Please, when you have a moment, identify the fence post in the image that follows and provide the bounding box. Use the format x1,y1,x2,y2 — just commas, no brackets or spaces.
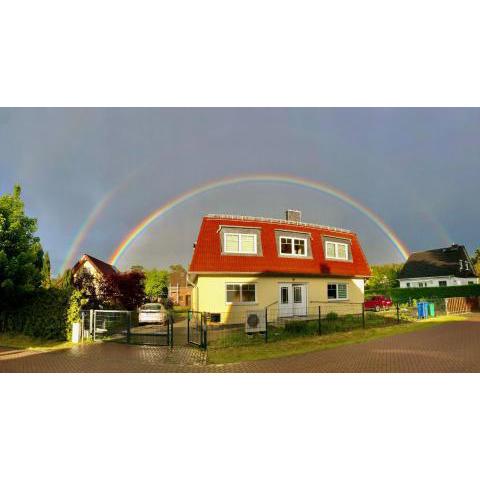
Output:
362,303,366,329
127,311,131,344
80,311,85,342
170,314,174,348
90,309,97,341
203,313,207,350
265,307,268,343
396,303,400,324
318,305,322,336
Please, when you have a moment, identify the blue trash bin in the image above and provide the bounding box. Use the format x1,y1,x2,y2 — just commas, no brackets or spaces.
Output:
417,302,428,320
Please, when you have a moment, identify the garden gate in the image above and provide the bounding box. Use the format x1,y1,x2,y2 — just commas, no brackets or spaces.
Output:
187,311,207,349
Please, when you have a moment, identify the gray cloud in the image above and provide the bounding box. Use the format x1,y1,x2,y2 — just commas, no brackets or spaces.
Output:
1,108,478,274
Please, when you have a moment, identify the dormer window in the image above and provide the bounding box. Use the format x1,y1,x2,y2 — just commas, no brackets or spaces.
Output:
224,232,257,254
325,240,349,260
279,236,307,257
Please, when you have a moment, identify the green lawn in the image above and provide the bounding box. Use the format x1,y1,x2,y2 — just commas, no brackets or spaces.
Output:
0,333,73,351
207,314,468,365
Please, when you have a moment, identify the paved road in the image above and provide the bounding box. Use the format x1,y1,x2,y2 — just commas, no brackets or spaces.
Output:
2,316,480,372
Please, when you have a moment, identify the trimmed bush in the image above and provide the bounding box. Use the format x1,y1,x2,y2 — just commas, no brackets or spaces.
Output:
0,287,71,340
391,284,480,302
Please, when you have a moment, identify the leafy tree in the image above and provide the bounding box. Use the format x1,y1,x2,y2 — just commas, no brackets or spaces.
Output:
169,264,186,272
0,185,43,306
130,265,145,272
66,289,86,341
169,264,187,282
41,251,51,287
144,268,169,300
365,263,403,292
471,248,480,274
73,270,101,309
55,268,73,289
99,271,146,310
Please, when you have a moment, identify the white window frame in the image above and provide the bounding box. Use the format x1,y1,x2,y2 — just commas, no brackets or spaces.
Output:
225,283,257,305
325,240,349,260
327,283,349,301
279,236,307,257
223,232,258,255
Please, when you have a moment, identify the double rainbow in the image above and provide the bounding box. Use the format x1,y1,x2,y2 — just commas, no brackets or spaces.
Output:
108,173,410,266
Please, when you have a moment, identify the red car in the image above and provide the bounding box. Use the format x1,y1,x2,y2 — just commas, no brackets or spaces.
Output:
364,295,393,312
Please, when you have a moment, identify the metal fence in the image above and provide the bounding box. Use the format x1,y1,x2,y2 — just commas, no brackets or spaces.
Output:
82,309,173,347
196,302,403,349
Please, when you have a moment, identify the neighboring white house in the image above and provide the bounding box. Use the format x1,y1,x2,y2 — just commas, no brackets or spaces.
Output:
398,244,478,288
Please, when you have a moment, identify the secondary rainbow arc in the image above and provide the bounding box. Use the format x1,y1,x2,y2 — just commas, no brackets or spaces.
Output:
60,173,135,273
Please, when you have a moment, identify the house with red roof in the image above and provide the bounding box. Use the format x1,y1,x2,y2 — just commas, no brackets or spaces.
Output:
188,210,371,323
72,253,119,289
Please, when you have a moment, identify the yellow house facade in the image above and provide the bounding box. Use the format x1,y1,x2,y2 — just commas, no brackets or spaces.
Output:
189,212,371,325
192,274,366,323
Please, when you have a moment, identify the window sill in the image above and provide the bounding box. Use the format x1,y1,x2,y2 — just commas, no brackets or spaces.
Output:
325,256,352,262
327,298,349,302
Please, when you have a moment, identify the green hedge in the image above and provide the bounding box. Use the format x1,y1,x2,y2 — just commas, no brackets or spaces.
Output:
391,284,480,302
364,289,390,298
0,287,72,339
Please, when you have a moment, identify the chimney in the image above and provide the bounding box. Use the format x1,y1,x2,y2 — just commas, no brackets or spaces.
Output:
286,209,302,222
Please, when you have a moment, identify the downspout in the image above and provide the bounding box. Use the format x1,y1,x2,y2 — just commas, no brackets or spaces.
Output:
187,273,198,311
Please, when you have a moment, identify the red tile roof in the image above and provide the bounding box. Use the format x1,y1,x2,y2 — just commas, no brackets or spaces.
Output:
189,215,371,277
72,254,118,277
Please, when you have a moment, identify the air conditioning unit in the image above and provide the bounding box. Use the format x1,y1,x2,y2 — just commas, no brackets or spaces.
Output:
245,311,266,333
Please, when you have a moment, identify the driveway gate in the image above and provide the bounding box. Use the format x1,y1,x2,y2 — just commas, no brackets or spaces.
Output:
128,314,173,346
84,310,173,347
187,311,207,349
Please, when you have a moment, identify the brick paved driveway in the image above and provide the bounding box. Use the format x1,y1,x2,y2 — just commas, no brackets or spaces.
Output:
2,316,480,372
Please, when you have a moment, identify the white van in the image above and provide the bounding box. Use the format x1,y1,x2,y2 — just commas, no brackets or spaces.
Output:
139,303,166,324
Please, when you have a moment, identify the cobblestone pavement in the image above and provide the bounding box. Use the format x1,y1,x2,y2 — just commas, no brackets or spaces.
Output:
2,317,480,372
0,343,207,372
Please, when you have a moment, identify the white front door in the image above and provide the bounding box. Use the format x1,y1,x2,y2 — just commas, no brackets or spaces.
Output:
278,283,307,317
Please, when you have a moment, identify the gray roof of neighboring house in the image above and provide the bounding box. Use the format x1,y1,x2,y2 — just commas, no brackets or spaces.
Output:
398,244,477,279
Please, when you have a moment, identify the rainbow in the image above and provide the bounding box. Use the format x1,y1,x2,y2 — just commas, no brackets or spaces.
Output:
109,174,410,266
60,174,135,273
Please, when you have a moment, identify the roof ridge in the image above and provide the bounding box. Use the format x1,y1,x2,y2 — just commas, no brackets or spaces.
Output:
409,244,466,255
205,214,352,234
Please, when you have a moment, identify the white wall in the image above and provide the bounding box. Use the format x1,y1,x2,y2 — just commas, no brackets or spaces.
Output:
399,276,479,288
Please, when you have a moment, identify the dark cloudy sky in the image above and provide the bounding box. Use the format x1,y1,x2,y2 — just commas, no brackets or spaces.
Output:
1,108,478,274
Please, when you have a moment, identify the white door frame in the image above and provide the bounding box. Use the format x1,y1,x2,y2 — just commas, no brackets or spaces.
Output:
278,283,308,317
